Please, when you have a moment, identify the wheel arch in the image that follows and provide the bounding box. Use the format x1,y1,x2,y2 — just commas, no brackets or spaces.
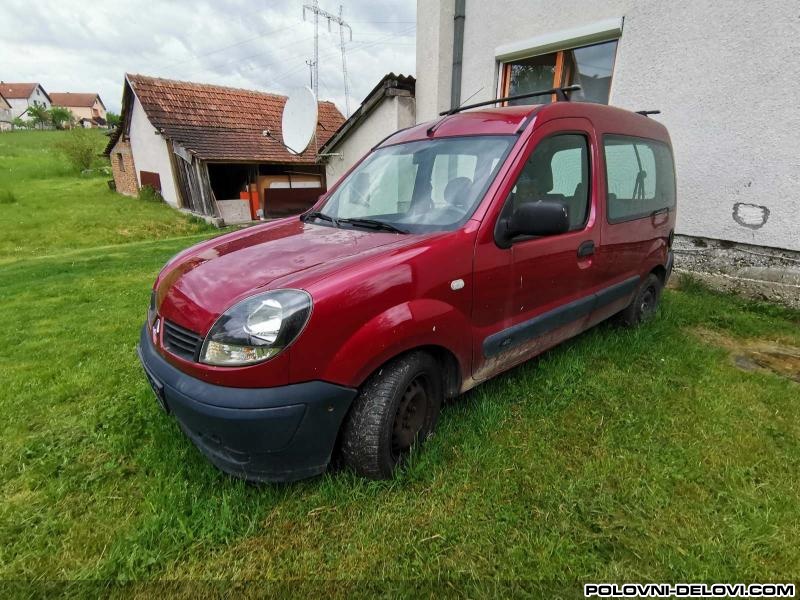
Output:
650,264,667,284
318,298,472,393
407,344,461,399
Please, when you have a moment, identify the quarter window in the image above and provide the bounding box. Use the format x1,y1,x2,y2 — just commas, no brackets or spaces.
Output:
603,135,676,223
504,134,590,232
501,40,618,105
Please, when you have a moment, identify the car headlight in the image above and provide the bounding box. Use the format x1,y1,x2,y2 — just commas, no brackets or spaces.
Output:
200,289,312,367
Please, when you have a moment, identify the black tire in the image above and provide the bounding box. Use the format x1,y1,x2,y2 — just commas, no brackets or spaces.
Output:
617,273,663,327
341,351,443,480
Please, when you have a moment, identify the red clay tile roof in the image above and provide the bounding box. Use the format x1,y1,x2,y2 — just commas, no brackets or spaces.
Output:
0,82,47,101
123,74,345,163
49,92,104,109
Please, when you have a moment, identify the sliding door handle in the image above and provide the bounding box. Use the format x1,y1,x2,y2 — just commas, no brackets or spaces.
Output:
577,240,595,258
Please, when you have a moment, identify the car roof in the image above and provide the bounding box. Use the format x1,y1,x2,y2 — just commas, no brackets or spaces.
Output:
383,102,671,147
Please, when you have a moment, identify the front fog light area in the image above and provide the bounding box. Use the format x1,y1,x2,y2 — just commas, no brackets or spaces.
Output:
202,341,279,365
200,289,312,366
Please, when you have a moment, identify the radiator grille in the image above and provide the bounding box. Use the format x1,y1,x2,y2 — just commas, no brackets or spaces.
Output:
163,319,203,361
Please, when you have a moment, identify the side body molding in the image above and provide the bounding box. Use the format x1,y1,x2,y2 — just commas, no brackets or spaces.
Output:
483,276,640,358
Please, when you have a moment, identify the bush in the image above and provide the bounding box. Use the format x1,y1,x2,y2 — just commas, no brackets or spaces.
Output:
56,129,103,171
0,190,18,204
138,185,163,203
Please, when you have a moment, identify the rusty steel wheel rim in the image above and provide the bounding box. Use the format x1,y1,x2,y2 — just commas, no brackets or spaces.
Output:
391,375,430,459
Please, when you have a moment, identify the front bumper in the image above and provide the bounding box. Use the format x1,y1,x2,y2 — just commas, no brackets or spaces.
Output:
137,325,357,482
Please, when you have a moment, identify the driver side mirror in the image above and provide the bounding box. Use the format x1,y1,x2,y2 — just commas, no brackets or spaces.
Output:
497,201,570,248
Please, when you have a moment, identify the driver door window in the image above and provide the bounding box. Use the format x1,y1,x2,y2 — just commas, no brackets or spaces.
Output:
505,134,590,231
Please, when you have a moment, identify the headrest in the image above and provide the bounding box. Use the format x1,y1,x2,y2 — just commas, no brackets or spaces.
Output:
529,159,553,194
443,177,472,207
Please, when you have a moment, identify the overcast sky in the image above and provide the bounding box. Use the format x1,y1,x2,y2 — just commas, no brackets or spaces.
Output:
0,0,416,116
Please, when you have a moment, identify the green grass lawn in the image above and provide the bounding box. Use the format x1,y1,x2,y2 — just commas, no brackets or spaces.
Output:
0,130,213,261
1,131,799,595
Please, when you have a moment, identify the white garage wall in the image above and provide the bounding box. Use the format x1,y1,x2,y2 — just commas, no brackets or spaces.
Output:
416,0,800,251
128,96,180,207
325,95,416,186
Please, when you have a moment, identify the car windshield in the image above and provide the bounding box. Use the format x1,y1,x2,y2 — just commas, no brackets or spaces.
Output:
316,135,514,233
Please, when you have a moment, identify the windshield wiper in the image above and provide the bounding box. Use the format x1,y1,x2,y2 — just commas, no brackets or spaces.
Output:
302,211,340,227
338,218,408,234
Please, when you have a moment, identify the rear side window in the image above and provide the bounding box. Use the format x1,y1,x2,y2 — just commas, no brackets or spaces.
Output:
603,135,675,223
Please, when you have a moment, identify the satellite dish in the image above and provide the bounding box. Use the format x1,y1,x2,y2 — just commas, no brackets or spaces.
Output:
282,86,318,155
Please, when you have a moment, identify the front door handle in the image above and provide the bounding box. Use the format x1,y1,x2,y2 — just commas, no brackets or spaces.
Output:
577,240,595,258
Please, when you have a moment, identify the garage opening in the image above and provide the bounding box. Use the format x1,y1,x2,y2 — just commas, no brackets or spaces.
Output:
205,162,326,222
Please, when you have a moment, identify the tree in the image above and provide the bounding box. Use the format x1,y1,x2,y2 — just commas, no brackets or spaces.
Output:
56,128,103,171
50,106,74,130
26,105,50,129
106,112,121,128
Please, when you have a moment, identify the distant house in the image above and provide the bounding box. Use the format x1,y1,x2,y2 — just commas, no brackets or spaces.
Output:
319,73,416,186
0,82,51,119
0,92,12,131
49,93,107,127
105,74,345,224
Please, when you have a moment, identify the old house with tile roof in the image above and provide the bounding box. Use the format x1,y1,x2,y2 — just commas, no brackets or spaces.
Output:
0,92,12,131
105,74,344,223
49,93,107,128
0,82,51,119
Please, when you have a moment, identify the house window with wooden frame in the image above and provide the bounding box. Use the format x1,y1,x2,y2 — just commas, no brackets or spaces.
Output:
500,39,619,105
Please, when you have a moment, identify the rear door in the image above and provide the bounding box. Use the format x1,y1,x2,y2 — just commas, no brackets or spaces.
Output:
472,117,604,381
589,134,677,325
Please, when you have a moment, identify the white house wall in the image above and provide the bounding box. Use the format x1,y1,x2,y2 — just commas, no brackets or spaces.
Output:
325,95,416,185
8,98,31,119
128,96,180,207
416,0,800,251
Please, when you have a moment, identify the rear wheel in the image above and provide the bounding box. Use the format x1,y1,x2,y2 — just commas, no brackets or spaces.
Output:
617,273,663,327
341,351,442,480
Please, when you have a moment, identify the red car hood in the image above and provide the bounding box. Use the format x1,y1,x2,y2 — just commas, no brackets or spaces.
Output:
156,218,412,333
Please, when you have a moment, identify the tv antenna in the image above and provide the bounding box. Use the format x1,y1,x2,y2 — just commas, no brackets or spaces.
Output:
302,1,353,116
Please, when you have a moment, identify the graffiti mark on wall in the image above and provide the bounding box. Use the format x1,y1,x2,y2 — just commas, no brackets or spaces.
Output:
732,202,769,230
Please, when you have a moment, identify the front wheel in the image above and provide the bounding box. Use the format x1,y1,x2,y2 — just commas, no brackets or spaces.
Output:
341,351,443,480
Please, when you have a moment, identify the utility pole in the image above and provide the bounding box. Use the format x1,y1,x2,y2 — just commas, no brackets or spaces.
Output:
305,59,315,89
302,1,353,115
338,5,351,117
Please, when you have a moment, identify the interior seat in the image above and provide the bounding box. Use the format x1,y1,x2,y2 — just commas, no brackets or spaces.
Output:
443,177,473,209
569,182,588,229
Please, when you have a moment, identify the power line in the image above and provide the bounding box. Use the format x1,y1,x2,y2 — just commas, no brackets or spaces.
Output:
155,23,302,72
302,1,353,116
178,34,316,80
347,19,415,24
234,23,415,88
268,25,415,89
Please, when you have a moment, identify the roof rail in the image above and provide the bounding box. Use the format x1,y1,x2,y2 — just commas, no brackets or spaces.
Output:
636,110,661,117
439,84,581,116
